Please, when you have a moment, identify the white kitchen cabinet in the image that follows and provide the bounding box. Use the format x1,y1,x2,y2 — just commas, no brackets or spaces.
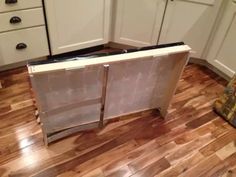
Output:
207,0,236,77
0,1,49,67
159,0,223,58
0,27,49,66
44,0,111,55
0,0,42,13
0,8,45,32
112,0,167,47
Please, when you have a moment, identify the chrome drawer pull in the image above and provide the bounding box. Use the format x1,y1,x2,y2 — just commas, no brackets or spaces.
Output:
5,0,17,4
16,43,27,50
10,16,21,24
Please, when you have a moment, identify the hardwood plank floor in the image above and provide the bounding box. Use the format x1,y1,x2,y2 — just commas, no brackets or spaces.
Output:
0,63,236,177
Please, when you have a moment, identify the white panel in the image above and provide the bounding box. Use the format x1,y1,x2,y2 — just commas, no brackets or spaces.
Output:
0,27,49,66
29,44,190,142
159,0,222,58
31,65,104,133
44,0,111,55
32,66,103,112
0,8,45,32
216,15,236,73
207,0,236,77
104,56,175,118
44,104,101,134
28,45,191,73
113,0,166,46
0,0,42,13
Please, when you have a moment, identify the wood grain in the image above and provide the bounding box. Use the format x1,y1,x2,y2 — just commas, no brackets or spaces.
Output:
1,63,236,177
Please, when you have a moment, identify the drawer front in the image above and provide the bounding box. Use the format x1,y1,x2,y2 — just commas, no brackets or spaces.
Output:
0,26,49,66
0,8,45,32
0,0,42,13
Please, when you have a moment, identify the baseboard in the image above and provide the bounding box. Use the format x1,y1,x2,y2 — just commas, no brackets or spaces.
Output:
189,57,230,81
107,42,136,49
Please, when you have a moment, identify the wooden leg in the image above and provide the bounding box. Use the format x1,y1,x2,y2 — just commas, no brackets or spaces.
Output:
35,110,41,124
99,64,109,128
159,107,168,119
43,131,49,147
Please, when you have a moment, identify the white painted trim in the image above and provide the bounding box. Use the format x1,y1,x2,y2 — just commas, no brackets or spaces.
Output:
208,59,235,77
28,45,191,74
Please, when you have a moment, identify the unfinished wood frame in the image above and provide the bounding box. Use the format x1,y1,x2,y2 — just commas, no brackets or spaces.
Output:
28,44,191,145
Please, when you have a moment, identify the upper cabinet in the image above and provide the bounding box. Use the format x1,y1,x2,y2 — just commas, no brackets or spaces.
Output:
112,0,167,47
159,0,223,58
207,0,236,77
44,0,111,55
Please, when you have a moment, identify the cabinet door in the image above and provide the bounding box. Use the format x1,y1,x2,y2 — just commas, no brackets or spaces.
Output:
112,0,166,47
159,0,222,58
44,0,111,55
207,0,236,77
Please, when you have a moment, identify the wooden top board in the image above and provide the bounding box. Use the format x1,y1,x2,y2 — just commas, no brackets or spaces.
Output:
28,45,191,74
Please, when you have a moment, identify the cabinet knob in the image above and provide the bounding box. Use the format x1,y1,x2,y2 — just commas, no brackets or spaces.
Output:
10,16,21,24
16,43,27,50
5,0,17,4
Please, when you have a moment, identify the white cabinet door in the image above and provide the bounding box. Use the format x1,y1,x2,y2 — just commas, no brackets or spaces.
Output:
44,0,111,55
112,0,167,47
159,0,223,58
207,0,236,77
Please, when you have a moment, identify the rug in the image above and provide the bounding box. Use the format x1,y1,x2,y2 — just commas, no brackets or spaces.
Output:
214,75,236,127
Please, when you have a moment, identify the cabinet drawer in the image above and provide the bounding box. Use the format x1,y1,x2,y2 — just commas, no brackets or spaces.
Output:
0,0,42,13
0,8,45,32
0,26,49,66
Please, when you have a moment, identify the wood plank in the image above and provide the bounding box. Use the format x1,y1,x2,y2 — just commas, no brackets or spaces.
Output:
128,142,177,173
178,154,222,177
199,130,236,157
186,111,219,129
82,168,105,177
9,116,161,176
102,139,159,176
166,133,215,165
130,157,170,177
157,152,204,177
73,140,138,176
174,122,214,144
1,62,236,177
216,141,236,160
105,165,132,177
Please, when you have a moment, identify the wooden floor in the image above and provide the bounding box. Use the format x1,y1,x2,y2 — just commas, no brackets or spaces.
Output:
0,63,236,177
